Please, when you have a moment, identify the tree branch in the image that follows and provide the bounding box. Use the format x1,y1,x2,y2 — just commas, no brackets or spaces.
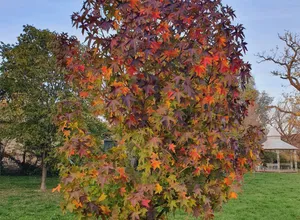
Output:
268,105,300,116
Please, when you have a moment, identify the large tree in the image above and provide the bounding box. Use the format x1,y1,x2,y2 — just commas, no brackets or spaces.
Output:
56,0,262,219
0,25,71,190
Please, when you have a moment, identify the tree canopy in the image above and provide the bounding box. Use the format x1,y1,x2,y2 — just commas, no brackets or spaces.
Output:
0,25,72,189
56,0,262,219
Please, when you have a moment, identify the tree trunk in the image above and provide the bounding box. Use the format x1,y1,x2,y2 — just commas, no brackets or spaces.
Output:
40,151,47,191
0,142,3,176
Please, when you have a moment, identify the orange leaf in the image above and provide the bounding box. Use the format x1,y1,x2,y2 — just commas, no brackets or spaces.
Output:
229,172,236,179
100,205,111,215
129,0,139,7
66,57,73,66
63,130,71,137
52,184,61,193
189,149,201,161
216,85,227,96
163,49,180,61
194,65,206,77
151,160,161,170
101,66,112,79
120,187,126,196
92,98,104,106
218,36,227,47
73,200,83,208
120,87,130,95
162,32,171,42
229,192,238,199
216,152,224,160
168,143,176,153
223,177,232,186
203,96,214,105
79,91,89,98
202,56,213,67
238,157,247,166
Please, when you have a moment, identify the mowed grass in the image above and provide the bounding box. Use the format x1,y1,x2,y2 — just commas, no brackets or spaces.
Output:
0,176,73,220
1,173,300,219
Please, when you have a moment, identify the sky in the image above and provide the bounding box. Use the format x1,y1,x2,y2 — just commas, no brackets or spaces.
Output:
0,0,299,103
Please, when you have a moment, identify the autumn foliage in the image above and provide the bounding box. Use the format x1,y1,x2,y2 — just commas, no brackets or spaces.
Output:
56,0,262,219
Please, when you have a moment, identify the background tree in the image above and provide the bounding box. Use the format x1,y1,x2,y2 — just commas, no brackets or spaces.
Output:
0,25,72,190
256,91,274,127
241,79,273,129
56,0,262,219
271,93,300,144
257,31,300,116
0,25,108,189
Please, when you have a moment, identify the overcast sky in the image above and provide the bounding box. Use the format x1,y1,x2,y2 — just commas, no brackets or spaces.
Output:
1,0,299,103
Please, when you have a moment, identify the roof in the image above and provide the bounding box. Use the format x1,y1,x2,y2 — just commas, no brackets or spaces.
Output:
262,127,298,150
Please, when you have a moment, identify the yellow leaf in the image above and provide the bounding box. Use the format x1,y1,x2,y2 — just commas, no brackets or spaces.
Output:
99,193,107,202
250,150,254,159
100,205,111,215
155,183,163,194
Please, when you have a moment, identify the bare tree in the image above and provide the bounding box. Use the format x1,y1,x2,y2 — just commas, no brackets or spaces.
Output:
271,94,300,144
257,31,300,117
258,31,300,91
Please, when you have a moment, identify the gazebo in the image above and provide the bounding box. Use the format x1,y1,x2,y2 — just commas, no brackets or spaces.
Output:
259,128,298,172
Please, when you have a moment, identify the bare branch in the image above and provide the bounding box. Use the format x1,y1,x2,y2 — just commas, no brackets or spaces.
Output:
268,105,300,117
257,31,300,91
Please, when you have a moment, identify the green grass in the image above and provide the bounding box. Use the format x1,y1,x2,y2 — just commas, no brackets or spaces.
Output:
1,173,300,219
215,173,300,220
170,173,300,220
0,176,73,220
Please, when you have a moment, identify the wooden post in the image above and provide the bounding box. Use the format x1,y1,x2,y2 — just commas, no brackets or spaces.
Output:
294,150,298,172
277,150,280,170
290,150,293,170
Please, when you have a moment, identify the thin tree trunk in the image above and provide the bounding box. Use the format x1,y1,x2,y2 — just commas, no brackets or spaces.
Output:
0,142,3,176
40,151,47,191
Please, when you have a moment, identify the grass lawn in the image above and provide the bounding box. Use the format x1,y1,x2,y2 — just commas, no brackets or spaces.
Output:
0,176,73,220
1,173,300,219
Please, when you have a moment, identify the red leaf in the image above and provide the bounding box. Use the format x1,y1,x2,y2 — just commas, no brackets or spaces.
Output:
152,11,160,19
150,41,162,53
202,56,213,67
127,66,137,75
141,199,151,208
194,65,206,77
78,65,85,72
